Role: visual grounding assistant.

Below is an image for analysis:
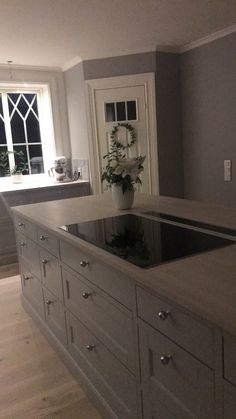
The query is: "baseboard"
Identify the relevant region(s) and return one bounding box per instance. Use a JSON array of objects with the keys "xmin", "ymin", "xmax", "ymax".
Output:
[{"xmin": 21, "ymin": 295, "xmax": 119, "ymax": 419}]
